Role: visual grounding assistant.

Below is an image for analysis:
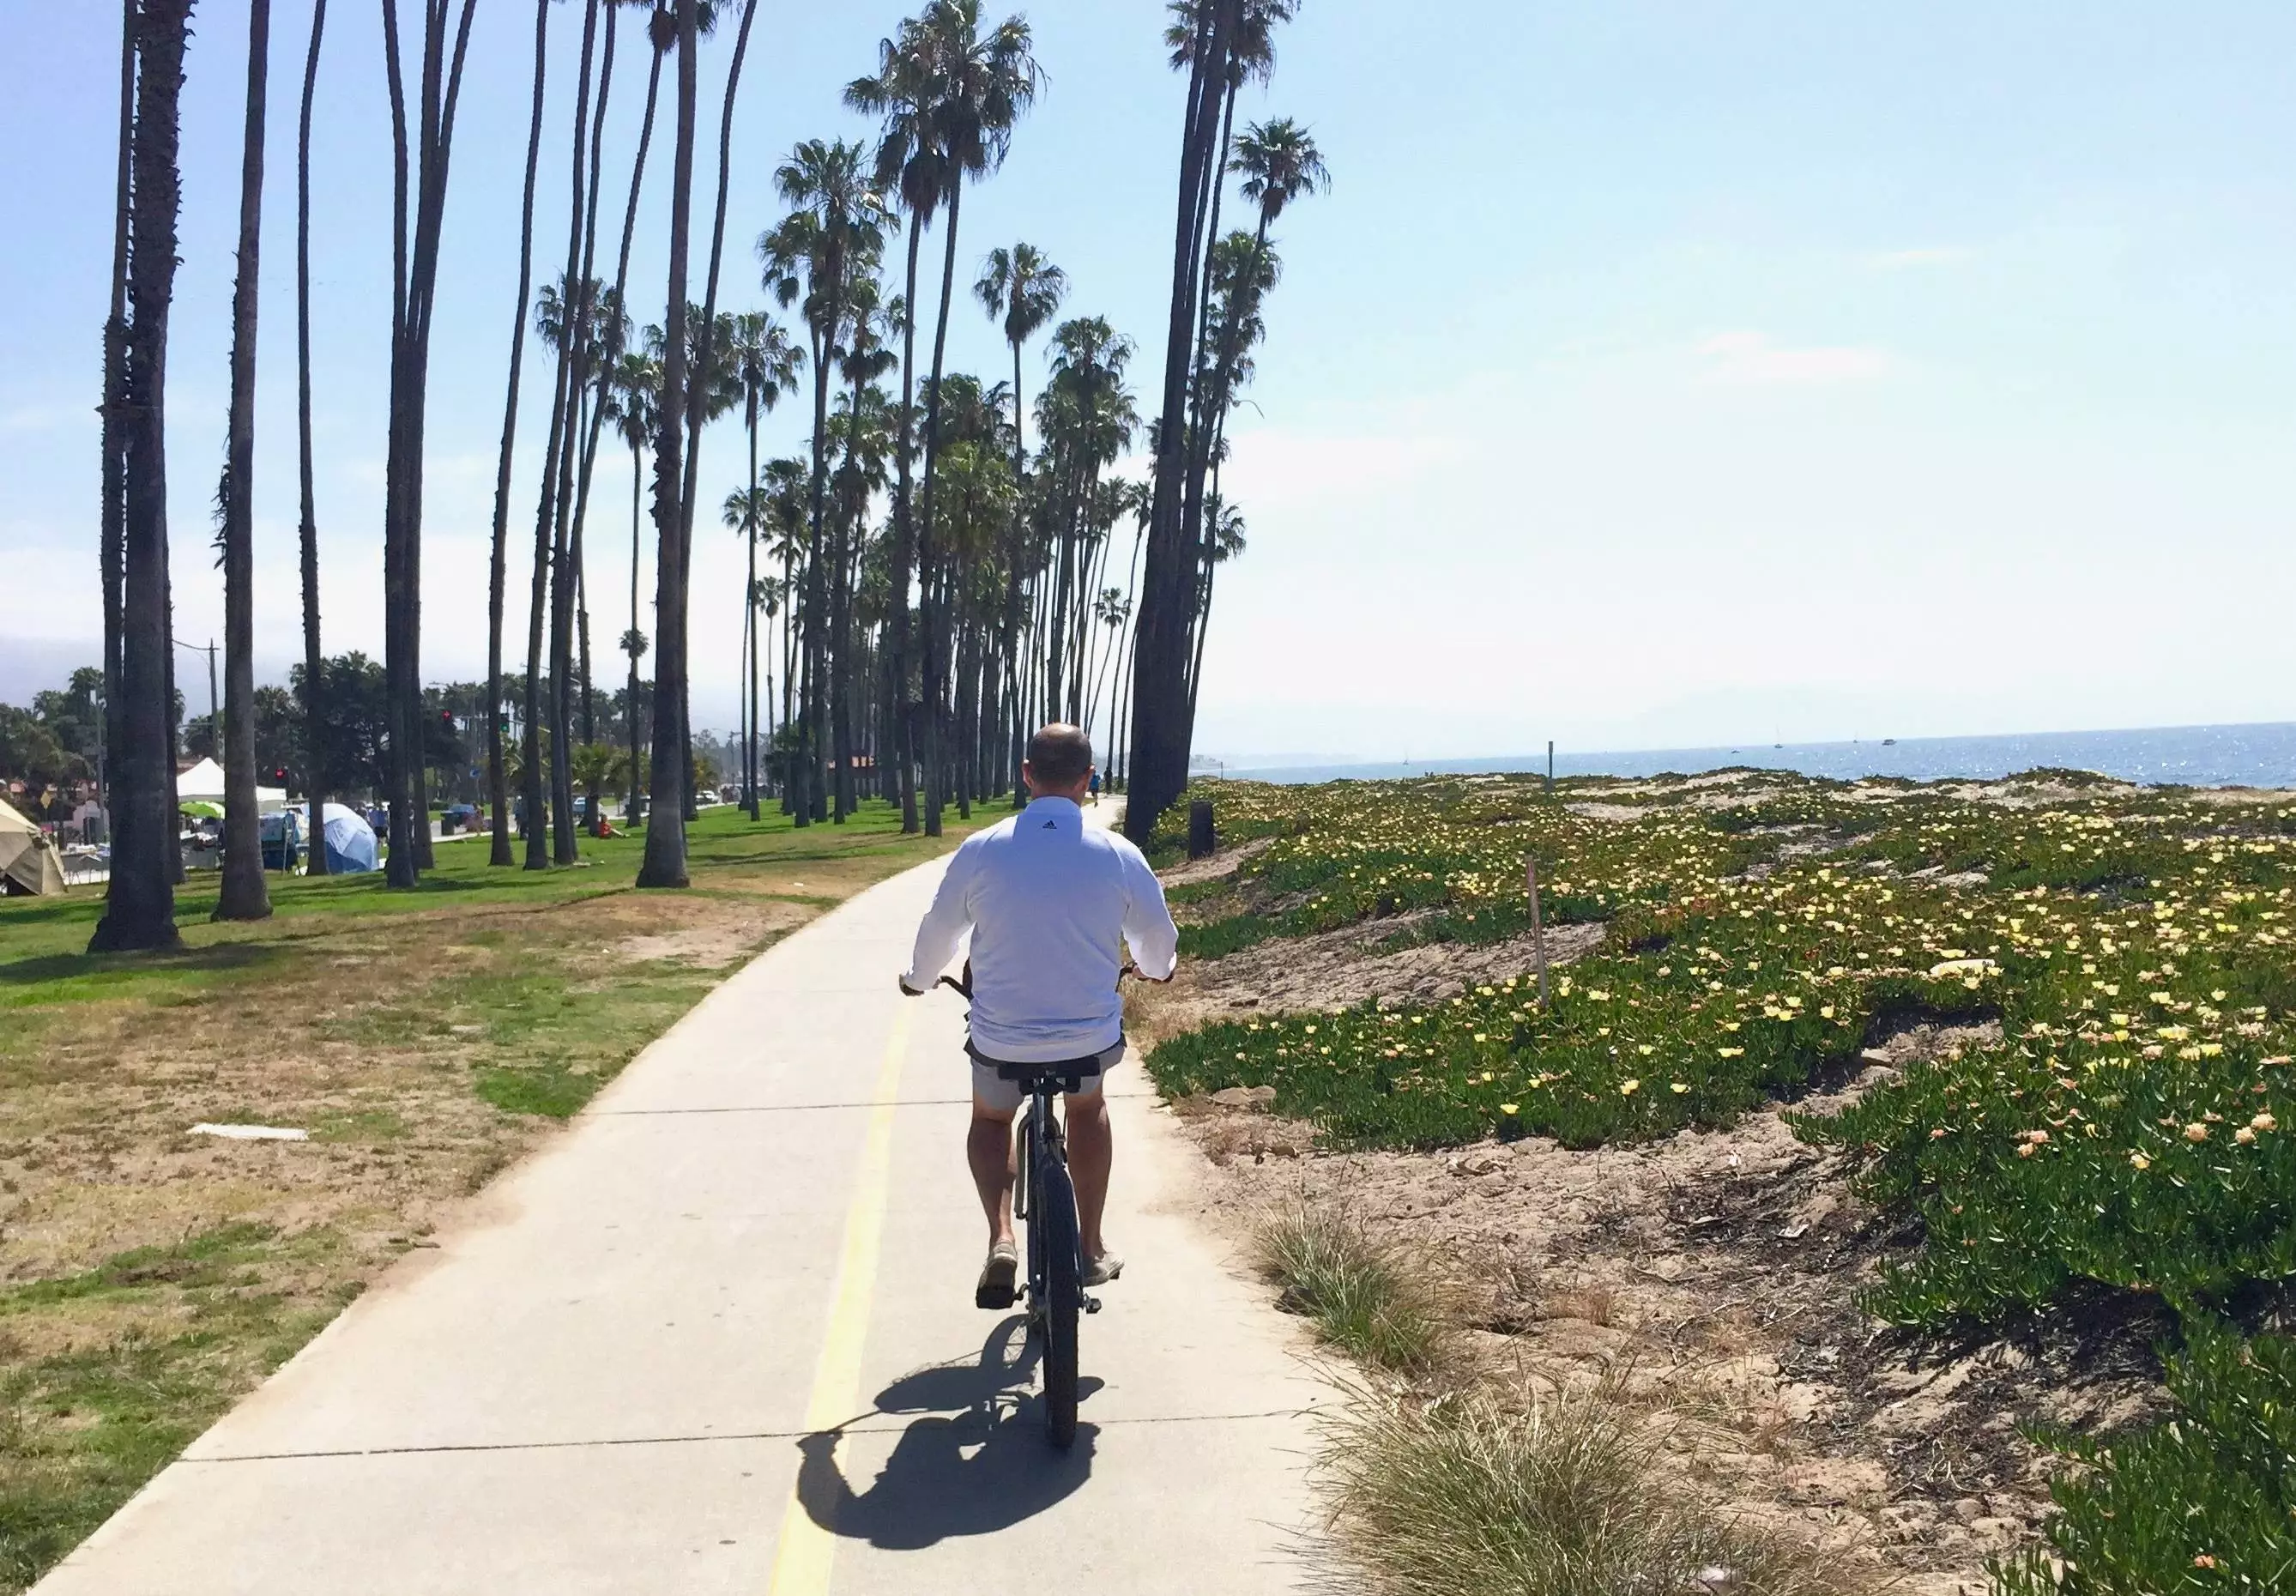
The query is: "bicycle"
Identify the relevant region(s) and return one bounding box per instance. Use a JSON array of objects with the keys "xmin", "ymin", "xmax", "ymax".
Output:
[{"xmin": 935, "ymin": 968, "xmax": 1108, "ymax": 1449}]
